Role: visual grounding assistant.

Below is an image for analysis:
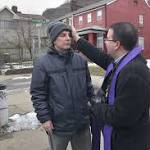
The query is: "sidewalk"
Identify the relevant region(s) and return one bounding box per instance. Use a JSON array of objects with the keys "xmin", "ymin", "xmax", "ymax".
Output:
[
  {"xmin": 0, "ymin": 128, "xmax": 49, "ymax": 150},
  {"xmin": 8, "ymin": 90, "xmax": 33, "ymax": 116}
]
